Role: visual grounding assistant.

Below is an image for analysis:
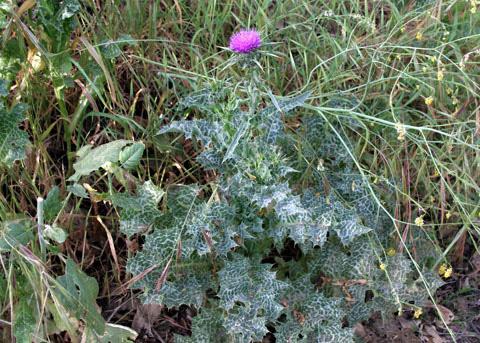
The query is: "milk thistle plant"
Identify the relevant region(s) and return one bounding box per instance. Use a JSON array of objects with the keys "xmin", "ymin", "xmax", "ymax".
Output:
[{"xmin": 105, "ymin": 30, "xmax": 444, "ymax": 342}]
